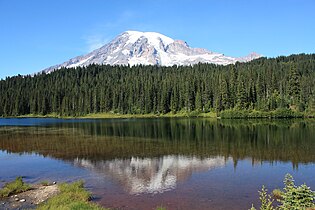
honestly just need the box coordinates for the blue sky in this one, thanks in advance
[0,0,314,79]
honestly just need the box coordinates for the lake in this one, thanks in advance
[0,118,315,210]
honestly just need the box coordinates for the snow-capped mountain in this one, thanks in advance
[43,31,261,73]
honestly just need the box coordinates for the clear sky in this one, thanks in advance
[0,0,314,79]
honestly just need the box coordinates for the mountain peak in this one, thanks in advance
[237,52,263,62]
[124,31,174,43]
[43,31,261,73]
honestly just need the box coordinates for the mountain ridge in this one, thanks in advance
[43,31,262,73]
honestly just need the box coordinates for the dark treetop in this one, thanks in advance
[0,54,314,117]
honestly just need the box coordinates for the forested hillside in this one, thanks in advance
[0,54,314,117]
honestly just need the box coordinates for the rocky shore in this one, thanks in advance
[0,183,59,210]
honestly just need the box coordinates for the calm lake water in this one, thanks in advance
[0,118,315,210]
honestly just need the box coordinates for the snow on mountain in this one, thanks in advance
[236,52,262,62]
[43,31,262,73]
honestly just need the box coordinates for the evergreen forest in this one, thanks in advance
[0,54,315,117]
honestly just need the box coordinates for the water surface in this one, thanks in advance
[0,118,315,210]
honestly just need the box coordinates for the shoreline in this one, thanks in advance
[0,112,218,119]
[1,109,314,119]
[0,179,106,210]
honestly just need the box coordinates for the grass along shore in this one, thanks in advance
[37,181,106,210]
[2,108,314,119]
[0,177,104,210]
[0,177,166,210]
[7,111,218,119]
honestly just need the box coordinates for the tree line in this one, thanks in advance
[0,53,314,116]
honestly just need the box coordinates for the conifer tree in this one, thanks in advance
[288,63,301,106]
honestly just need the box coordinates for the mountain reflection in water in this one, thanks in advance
[1,118,315,167]
[73,155,227,194]
[1,118,315,210]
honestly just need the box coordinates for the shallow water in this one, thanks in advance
[0,118,315,210]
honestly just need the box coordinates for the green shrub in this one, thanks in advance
[220,109,303,119]
[0,176,30,197]
[250,174,315,210]
[219,109,251,119]
[187,110,201,117]
[258,185,275,210]
[272,109,303,118]
[279,174,315,210]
